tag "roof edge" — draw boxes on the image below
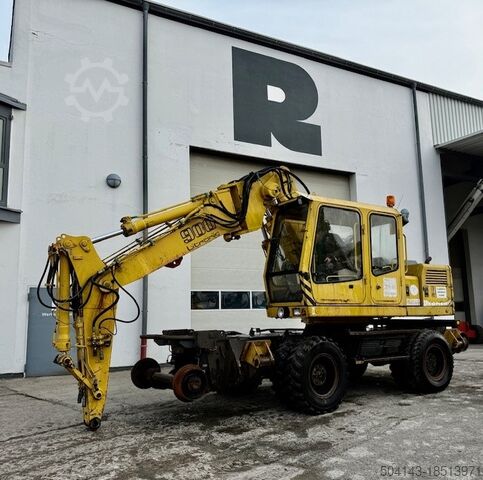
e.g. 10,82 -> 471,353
105,0 -> 483,108
434,130 -> 483,149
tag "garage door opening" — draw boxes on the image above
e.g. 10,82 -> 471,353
440,150 -> 483,337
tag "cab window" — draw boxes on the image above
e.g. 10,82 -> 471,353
312,206 -> 362,283
370,214 -> 398,275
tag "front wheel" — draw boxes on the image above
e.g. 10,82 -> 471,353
408,330 -> 454,393
285,336 -> 348,414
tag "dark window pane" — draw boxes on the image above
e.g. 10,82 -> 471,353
370,215 -> 398,275
251,291 -> 266,309
312,206 -> 362,283
191,291 -> 219,310
221,291 -> 250,309
0,112 -> 8,206
0,117 -> 4,164
267,202 -> 308,303
0,1 -> 13,62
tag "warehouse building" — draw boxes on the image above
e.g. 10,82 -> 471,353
0,0 -> 481,376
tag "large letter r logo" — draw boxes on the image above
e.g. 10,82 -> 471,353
232,47 -> 322,156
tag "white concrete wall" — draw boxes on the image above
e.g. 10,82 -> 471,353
0,0 -> 32,374
0,0 -> 144,373
0,0 -> 451,372
416,90 -> 450,265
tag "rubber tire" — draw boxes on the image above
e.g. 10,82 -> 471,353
272,338 -> 298,404
285,336 -> 348,415
348,362 -> 368,382
407,330 -> 454,393
459,332 -> 469,351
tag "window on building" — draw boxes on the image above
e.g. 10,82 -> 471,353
312,206 -> 362,283
221,291 -> 250,310
191,291 -> 268,310
370,214 -> 398,275
191,291 -> 219,310
251,291 -> 266,309
0,104 -> 11,206
0,1 -> 14,62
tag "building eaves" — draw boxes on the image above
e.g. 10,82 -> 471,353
436,130 -> 483,157
0,92 -> 27,110
105,0 -> 483,108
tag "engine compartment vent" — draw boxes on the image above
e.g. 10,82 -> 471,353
425,269 -> 448,285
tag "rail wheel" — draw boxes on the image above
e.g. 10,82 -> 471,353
131,357 -> 160,389
285,336 -> 348,414
172,364 -> 208,402
407,330 -> 453,393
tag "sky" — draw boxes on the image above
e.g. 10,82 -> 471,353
0,1 -> 481,99
157,0 -> 483,100
0,0 -> 13,61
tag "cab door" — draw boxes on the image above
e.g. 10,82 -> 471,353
309,205 -> 366,304
369,213 -> 403,304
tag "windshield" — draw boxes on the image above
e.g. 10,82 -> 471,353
266,202 -> 308,303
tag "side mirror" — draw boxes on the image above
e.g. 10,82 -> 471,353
401,209 -> 410,226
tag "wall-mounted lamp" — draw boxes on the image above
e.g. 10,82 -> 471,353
106,173 -> 121,188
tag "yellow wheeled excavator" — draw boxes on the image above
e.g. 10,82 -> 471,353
40,166 -> 466,430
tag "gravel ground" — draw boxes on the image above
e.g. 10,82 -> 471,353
0,346 -> 482,480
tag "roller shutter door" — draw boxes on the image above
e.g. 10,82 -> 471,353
190,151 -> 350,333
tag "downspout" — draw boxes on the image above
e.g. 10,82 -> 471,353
141,1 -> 149,358
411,83 -> 430,262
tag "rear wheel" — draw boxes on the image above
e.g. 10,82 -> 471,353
285,336 -> 348,414
272,338 -> 298,404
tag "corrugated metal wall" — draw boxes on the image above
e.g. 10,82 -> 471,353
429,93 -> 483,145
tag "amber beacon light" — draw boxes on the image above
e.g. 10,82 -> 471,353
386,195 -> 396,207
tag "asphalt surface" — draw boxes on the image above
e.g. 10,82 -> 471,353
1,346 -> 482,480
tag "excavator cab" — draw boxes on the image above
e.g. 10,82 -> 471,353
265,196 -> 454,321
